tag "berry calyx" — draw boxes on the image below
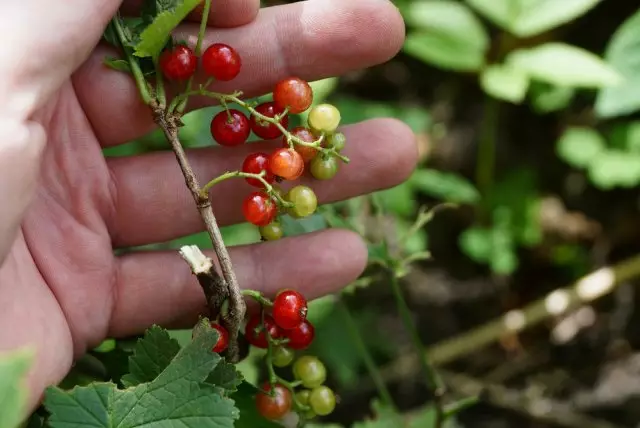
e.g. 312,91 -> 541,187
210,109 -> 250,147
245,314 -> 281,348
293,355 -> 327,389
273,289 -> 308,330
269,148 -> 304,180
159,45 -> 197,81
285,127 -> 318,163
327,132 -> 346,151
310,155 -> 339,180
273,77 -> 313,114
256,383 -> 292,420
271,345 -> 295,368
242,192 -> 277,226
259,222 -> 284,241
308,104 -> 341,134
210,322 -> 229,353
250,102 -> 289,140
285,185 -> 318,218
309,386 -> 336,416
202,43 -> 242,81
242,152 -> 275,187
284,319 -> 315,350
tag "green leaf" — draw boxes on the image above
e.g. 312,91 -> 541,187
459,227 -> 492,263
556,127 -> 606,169
0,348 -> 33,428
280,213 -> 327,237
529,82 -> 575,113
587,150 -> 640,189
595,8 -> 640,118
480,63 -> 529,103
45,329 -> 239,428
608,121 -> 640,153
465,0 -> 602,37
506,43 -> 622,88
375,182 -> 418,218
120,325 -> 182,387
104,58 -> 132,73
490,207 -> 518,275
403,1 -> 488,71
134,0 -> 202,58
206,360 -> 244,393
404,32 -> 486,72
410,168 -> 480,204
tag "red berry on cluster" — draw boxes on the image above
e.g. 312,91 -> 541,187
244,314 -> 281,348
250,102 -> 289,140
286,127 -> 318,163
269,148 -> 304,180
256,383 -> 292,420
211,109 -> 250,147
210,322 -> 229,353
285,319 -> 315,350
159,45 -> 197,81
273,77 -> 313,114
273,290 -> 308,330
202,43 -> 242,81
242,152 -> 275,188
242,192 -> 277,226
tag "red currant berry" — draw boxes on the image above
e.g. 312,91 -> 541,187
202,43 -> 242,81
284,127 -> 318,163
159,45 -> 197,81
242,152 -> 275,187
285,319 -> 315,350
269,148 -> 304,180
244,314 -> 281,348
273,289 -> 308,330
210,322 -> 229,353
210,109 -> 250,147
250,102 -> 289,140
256,383 -> 292,420
273,77 -> 313,114
242,192 -> 277,226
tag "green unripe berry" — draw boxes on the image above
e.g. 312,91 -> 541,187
309,386 -> 336,416
327,132 -> 346,151
293,355 -> 327,388
285,185 -> 318,218
310,156 -> 339,180
271,345 -> 295,367
308,104 -> 341,134
259,222 -> 284,241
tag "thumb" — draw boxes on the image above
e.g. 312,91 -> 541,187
0,1 -> 122,120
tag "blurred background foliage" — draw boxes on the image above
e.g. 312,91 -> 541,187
99,0 -> 640,426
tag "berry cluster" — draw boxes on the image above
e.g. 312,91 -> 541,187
248,290 -> 337,422
164,40 -> 341,423
159,42 -> 347,240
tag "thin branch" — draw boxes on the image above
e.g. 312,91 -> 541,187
154,111 -> 246,362
376,253 -> 640,388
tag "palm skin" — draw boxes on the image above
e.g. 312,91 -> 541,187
0,0 -> 416,416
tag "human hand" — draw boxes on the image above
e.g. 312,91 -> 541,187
0,0 -> 416,413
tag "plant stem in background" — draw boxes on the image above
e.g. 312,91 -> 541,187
475,97 -> 500,205
389,270 -> 445,426
337,296 -> 396,410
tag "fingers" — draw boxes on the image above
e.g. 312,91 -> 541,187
73,0 -> 405,147
108,229 -> 367,337
106,118 -> 417,248
0,120 -> 46,261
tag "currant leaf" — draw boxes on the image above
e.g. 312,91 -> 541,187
44,329 -> 239,428
205,359 -> 244,394
134,0 -> 202,59
120,325 -> 182,387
